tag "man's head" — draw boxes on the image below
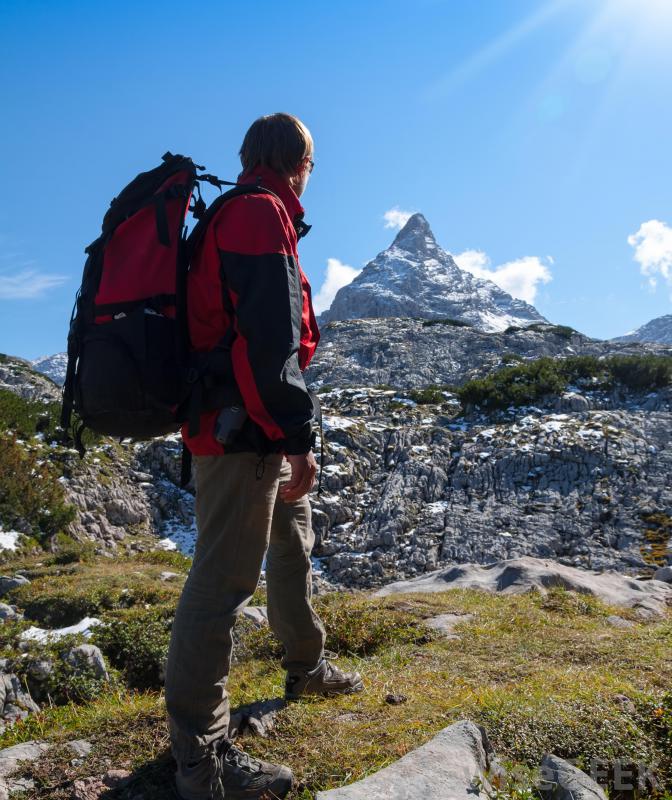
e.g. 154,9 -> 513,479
239,113 -> 314,197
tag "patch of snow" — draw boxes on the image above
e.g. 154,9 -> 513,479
20,616 -> 103,643
156,537 -> 178,551
323,415 -> 356,430
0,528 -> 22,551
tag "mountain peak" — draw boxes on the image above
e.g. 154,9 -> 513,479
392,213 -> 437,251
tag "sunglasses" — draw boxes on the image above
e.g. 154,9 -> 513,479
305,157 -> 315,174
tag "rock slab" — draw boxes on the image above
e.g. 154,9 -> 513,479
540,754 -> 607,800
375,556 -> 672,617
315,720 -> 493,800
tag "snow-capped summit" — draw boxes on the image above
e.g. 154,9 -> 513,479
612,314 -> 672,345
31,352 -> 67,386
318,213 -> 548,331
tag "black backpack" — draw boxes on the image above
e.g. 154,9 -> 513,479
61,153 -> 270,468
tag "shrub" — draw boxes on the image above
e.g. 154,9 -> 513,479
456,355 -> 672,412
422,318 -> 472,328
135,549 -> 192,571
15,634 -> 114,705
608,355 -> 672,391
0,433 -> 76,540
0,388 -> 61,439
11,576 -> 177,628
93,607 -> 173,690
409,386 -> 447,405
240,594 -> 430,662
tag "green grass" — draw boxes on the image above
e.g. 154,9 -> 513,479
0,556 -> 668,799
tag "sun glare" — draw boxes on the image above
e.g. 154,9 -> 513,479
597,0 -> 672,42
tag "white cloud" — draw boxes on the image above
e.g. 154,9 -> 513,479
0,268 -> 68,300
313,258 -> 362,314
627,219 -> 672,290
383,207 -> 414,231
453,249 -> 553,304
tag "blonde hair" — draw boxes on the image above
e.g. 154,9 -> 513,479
239,113 -> 313,177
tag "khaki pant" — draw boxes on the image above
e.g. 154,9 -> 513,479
164,452 -> 326,762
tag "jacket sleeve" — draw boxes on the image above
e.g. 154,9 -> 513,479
216,196 -> 315,454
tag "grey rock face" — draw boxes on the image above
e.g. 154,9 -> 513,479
0,356 -> 60,402
307,379 -> 672,588
63,645 -> 109,681
612,313 -> 672,345
315,720 -> 495,799
319,214 -> 547,331
305,317 -> 672,391
0,674 -> 40,732
540,754 -> 607,800
375,556 -> 672,617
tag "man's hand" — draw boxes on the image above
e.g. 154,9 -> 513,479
279,451 -> 317,502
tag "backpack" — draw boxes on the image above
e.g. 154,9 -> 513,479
61,152 -> 272,465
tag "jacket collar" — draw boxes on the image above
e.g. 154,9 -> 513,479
238,164 -> 305,225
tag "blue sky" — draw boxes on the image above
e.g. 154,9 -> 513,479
1,0 -> 672,359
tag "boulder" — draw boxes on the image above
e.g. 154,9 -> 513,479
315,720 -> 495,799
63,645 -> 109,680
539,754 -> 607,800
653,566 -> 672,584
241,606 -> 269,627
0,575 -> 30,597
0,674 -> 40,729
375,556 -> 672,617
423,613 -> 474,639
0,604 -> 20,622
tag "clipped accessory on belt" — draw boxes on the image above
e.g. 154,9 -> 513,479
214,405 -> 248,446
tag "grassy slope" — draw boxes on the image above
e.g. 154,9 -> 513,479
0,552 -> 668,799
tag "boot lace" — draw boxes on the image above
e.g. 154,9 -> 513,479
208,740 -> 263,799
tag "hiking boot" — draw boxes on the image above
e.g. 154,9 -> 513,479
285,654 -> 364,700
176,738 -> 293,800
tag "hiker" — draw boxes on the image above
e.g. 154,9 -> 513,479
164,113 -> 363,800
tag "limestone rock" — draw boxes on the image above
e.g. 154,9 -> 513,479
63,645 -> 109,680
375,556 -> 672,617
0,575 -> 30,597
0,674 -> 40,731
654,565 -> 672,583
241,606 -> 269,627
0,740 -> 50,800
423,613 -> 474,639
540,754 -> 607,800
0,604 -> 20,622
316,720 -> 495,799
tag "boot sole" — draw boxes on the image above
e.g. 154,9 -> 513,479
177,775 -> 292,800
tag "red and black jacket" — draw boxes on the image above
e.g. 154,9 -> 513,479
183,164 -> 320,457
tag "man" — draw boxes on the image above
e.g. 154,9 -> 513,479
164,113 -> 363,800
